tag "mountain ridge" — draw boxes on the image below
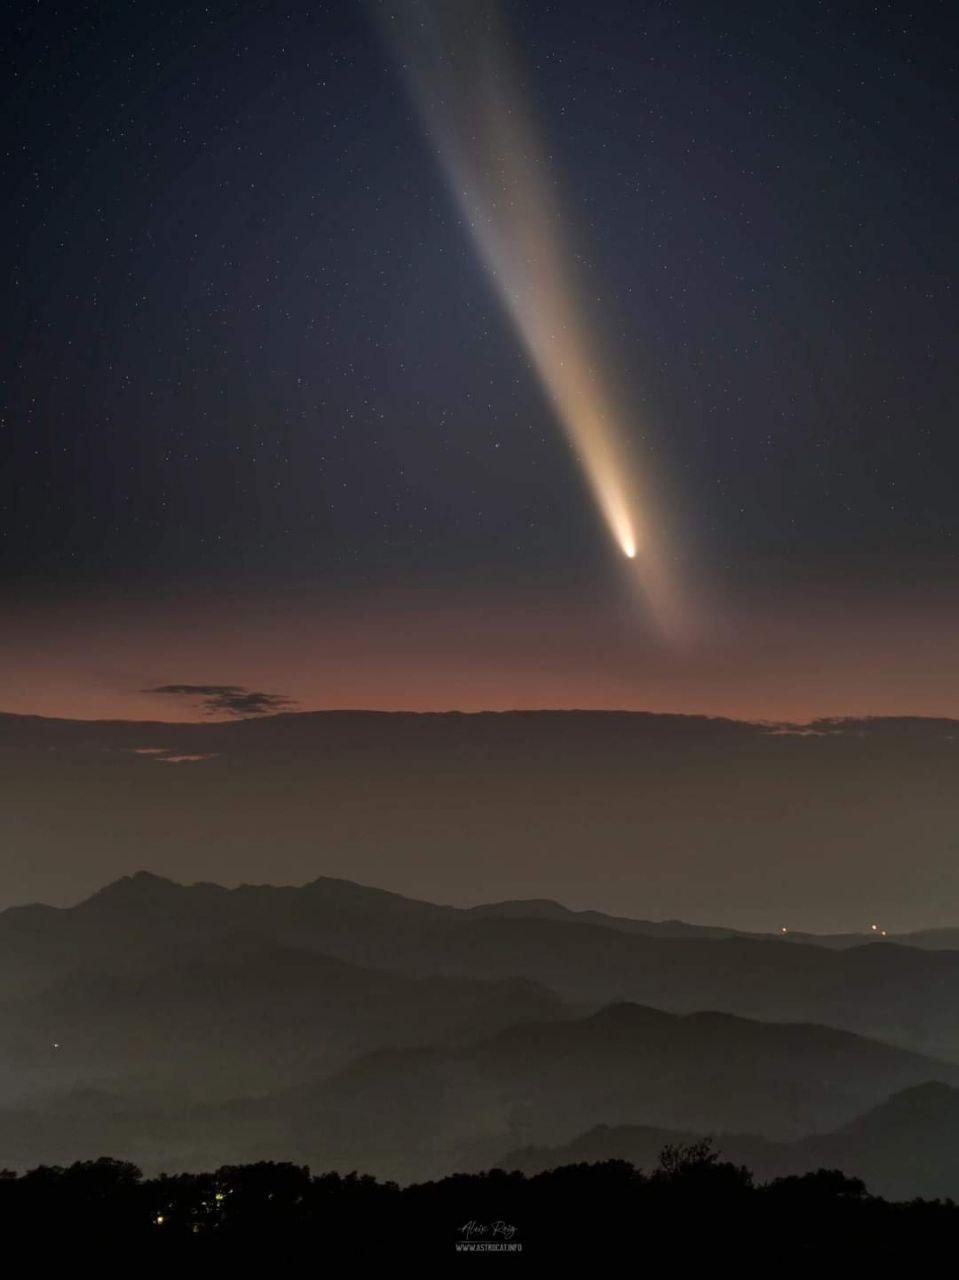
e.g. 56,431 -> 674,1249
503,1081 -> 959,1202
4,868 -> 954,950
3,999 -> 956,1182
5,871 -> 959,1061
5,707 -> 959,934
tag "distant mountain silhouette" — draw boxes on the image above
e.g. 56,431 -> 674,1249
0,928 -> 565,1101
2,1001 -> 956,1182
5,870 -> 959,1061
468,897 -> 749,940
468,897 -> 923,950
504,1082 -> 959,1202
4,866 -> 959,1192
5,708 -> 959,936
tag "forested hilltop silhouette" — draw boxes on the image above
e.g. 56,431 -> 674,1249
2,1145 -> 955,1262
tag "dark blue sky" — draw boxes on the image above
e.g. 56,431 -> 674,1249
4,0 -> 956,598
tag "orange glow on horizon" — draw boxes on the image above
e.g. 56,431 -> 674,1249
5,574 -> 959,725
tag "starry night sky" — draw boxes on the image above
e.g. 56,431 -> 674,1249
3,0 -> 958,720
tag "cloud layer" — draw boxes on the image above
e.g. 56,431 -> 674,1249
145,684 -> 295,718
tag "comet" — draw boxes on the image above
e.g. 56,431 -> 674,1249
377,1 -> 689,633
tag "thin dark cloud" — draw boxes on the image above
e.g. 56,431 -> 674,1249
145,684 -> 296,718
